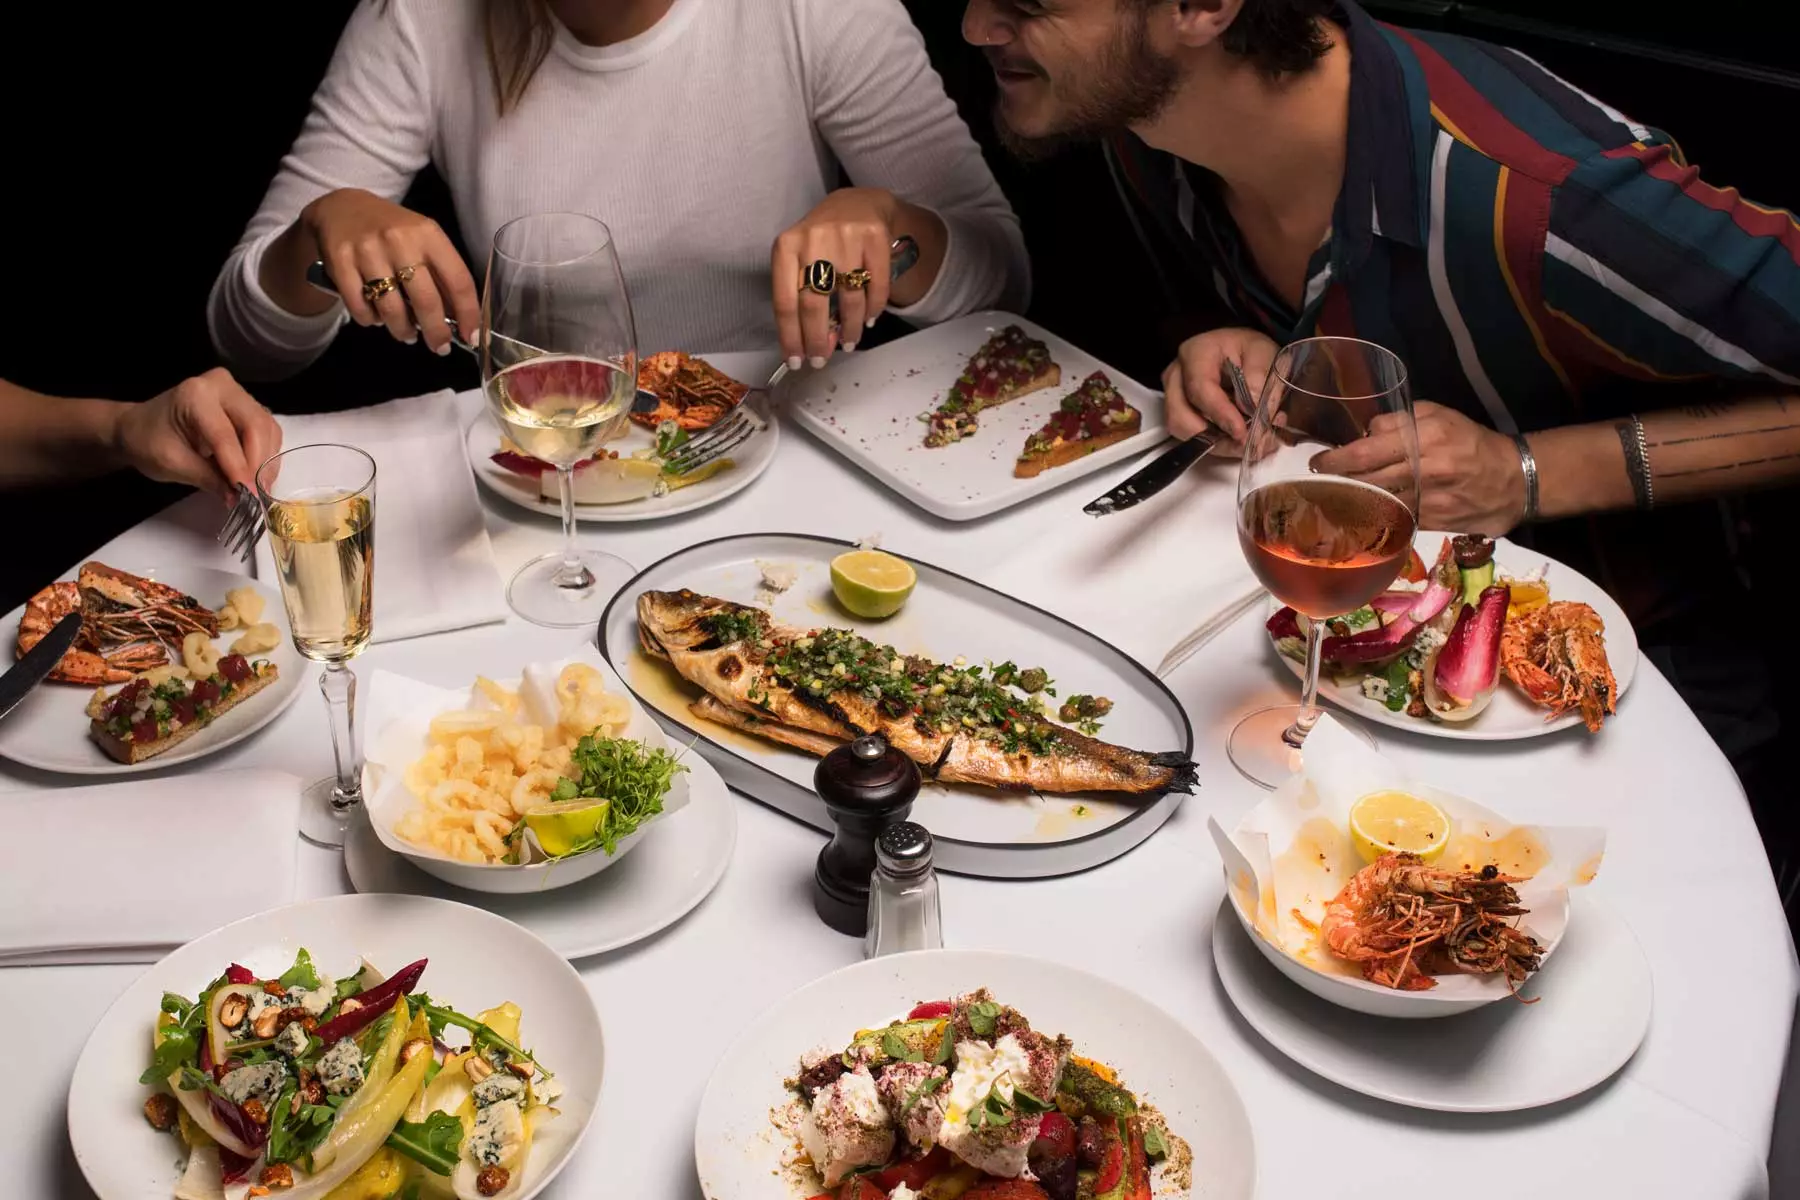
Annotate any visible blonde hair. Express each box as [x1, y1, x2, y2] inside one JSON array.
[[483, 0, 557, 114]]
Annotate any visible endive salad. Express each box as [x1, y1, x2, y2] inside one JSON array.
[[140, 950, 559, 1200]]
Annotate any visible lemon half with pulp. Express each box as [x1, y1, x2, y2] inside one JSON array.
[[1349, 790, 1450, 864], [830, 550, 916, 619]]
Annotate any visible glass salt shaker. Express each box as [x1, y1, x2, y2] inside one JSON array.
[[865, 821, 943, 959]]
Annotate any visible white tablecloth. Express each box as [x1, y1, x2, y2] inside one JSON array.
[[5, 388, 1794, 1199]]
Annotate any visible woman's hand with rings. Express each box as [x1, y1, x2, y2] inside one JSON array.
[[299, 188, 480, 355], [770, 187, 900, 370]]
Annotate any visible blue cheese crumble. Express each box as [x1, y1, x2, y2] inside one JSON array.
[[219, 1060, 287, 1108], [473, 1073, 526, 1108], [275, 1021, 311, 1059], [318, 1037, 365, 1096], [467, 1099, 525, 1167]]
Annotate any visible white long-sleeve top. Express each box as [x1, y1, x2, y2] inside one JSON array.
[[209, 0, 1029, 379]]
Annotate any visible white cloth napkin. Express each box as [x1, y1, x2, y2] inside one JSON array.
[[0, 770, 303, 965], [255, 391, 508, 644], [988, 458, 1264, 676]]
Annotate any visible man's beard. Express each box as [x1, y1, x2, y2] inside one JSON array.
[[995, 17, 1181, 162]]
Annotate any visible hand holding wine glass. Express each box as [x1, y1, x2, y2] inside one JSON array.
[[1229, 337, 1420, 788], [483, 212, 638, 627]]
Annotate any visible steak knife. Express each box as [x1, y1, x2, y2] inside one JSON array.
[[0, 611, 82, 725]]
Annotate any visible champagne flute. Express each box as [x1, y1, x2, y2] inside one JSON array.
[[484, 212, 638, 627], [255, 444, 376, 847], [1229, 337, 1420, 788]]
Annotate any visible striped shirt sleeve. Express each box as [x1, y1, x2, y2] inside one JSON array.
[[1539, 129, 1800, 388]]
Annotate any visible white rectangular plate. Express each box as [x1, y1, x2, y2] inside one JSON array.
[[598, 534, 1194, 878], [784, 312, 1166, 520]]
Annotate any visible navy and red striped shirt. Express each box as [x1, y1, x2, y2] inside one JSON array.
[[1106, 1, 1800, 438]]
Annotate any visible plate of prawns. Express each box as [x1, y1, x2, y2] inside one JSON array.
[[0, 562, 307, 774]]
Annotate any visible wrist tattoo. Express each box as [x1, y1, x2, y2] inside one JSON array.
[[1617, 415, 1655, 510]]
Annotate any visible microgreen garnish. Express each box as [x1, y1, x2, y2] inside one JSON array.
[[900, 1073, 947, 1115], [966, 1000, 1001, 1038]]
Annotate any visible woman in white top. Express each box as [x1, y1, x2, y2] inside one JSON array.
[[209, 0, 1028, 378]]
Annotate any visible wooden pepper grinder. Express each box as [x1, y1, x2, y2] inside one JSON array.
[[813, 733, 920, 936]]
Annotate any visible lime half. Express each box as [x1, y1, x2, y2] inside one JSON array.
[[523, 798, 610, 857], [830, 550, 917, 619]]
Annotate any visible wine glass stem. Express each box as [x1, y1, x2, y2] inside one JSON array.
[[554, 466, 595, 591], [1284, 617, 1327, 750], [320, 662, 362, 812]]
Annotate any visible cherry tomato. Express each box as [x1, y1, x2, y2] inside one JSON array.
[[131, 717, 159, 742], [170, 696, 197, 725], [105, 694, 130, 721], [907, 1001, 953, 1020], [1032, 1111, 1078, 1159], [871, 1146, 949, 1190], [192, 678, 222, 707], [1092, 1118, 1125, 1194], [219, 654, 252, 683], [838, 1180, 886, 1200]]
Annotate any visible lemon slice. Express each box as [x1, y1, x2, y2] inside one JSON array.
[[665, 458, 734, 491], [1349, 790, 1450, 864], [830, 550, 917, 619], [523, 798, 610, 858]]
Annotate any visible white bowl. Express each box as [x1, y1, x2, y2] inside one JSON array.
[[1219, 782, 1576, 1019], [68, 893, 603, 1200], [363, 651, 689, 895]]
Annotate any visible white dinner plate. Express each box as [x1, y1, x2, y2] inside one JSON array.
[[344, 749, 736, 959], [600, 533, 1195, 879], [695, 949, 1256, 1200], [67, 893, 603, 1200], [0, 564, 309, 774], [467, 350, 781, 523], [785, 311, 1166, 521], [1212, 895, 1651, 1112], [1271, 532, 1639, 740]]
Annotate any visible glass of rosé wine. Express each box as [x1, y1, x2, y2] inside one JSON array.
[[1229, 337, 1420, 788]]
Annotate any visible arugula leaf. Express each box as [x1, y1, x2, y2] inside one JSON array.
[[139, 1025, 198, 1086], [159, 992, 193, 1018], [278, 949, 322, 992], [1383, 657, 1411, 713], [899, 1073, 946, 1116], [654, 420, 690, 460], [386, 1111, 465, 1176], [549, 734, 687, 857], [966, 1000, 1001, 1038], [1144, 1124, 1169, 1161], [333, 976, 364, 1003], [417, 1002, 552, 1079]]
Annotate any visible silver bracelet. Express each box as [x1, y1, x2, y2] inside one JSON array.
[[1512, 432, 1539, 524], [1617, 414, 1655, 510]]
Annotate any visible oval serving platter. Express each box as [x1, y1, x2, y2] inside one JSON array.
[[598, 533, 1195, 879]]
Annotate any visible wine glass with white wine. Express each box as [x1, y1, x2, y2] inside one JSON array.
[[255, 444, 376, 847], [484, 211, 638, 626]]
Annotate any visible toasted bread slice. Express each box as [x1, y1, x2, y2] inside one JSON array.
[[1014, 370, 1141, 478], [89, 667, 280, 764], [1014, 410, 1141, 478]]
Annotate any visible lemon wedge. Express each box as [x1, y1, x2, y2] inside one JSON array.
[[1349, 790, 1450, 864], [665, 457, 734, 491], [830, 549, 917, 619], [523, 798, 610, 858]]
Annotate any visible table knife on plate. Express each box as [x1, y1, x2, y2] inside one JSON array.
[[0, 611, 82, 725]]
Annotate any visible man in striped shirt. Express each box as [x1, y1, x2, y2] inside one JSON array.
[[962, 0, 1798, 853]]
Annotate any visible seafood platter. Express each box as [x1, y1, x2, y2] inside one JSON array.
[[466, 349, 781, 521], [1268, 532, 1638, 740], [0, 561, 306, 774], [695, 950, 1256, 1199], [601, 534, 1196, 878]]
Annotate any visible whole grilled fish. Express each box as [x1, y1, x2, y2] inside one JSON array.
[[636, 588, 1195, 795]]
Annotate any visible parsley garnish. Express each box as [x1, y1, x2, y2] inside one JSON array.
[[543, 733, 686, 857]]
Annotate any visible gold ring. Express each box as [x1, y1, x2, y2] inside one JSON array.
[[800, 259, 837, 296], [395, 263, 419, 284], [361, 275, 399, 305], [839, 268, 873, 291]]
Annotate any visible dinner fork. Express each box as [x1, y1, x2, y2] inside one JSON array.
[[218, 483, 267, 563], [660, 404, 765, 477]]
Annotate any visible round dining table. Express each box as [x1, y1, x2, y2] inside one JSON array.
[[3, 384, 1795, 1199]]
